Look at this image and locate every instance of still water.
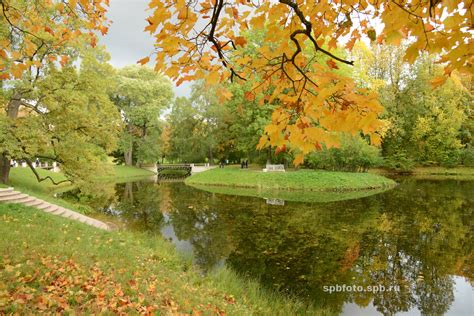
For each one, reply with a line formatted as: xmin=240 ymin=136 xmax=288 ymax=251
xmin=64 ymin=178 xmax=474 ymax=315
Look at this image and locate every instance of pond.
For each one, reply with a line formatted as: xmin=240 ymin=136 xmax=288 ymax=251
xmin=63 ymin=177 xmax=474 ymax=315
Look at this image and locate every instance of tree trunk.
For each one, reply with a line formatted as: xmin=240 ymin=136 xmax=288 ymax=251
xmin=0 ymin=93 xmax=22 ymax=184
xmin=209 ymin=146 xmax=213 ymax=165
xmin=266 ymin=148 xmax=272 ymax=165
xmin=123 ymin=182 xmax=134 ymax=203
xmin=0 ymin=155 xmax=10 ymax=184
xmin=124 ymin=149 xmax=133 ymax=166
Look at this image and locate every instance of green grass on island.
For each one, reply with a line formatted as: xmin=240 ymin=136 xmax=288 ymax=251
xmin=0 ymin=203 xmax=327 ymax=315
xmin=185 ymin=167 xmax=396 ymax=193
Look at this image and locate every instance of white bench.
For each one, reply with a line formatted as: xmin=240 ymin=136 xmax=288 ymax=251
xmin=262 ymin=164 xmax=285 ymax=172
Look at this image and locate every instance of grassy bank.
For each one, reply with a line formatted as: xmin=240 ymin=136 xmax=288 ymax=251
xmin=5 ymin=165 xmax=154 ymax=214
xmin=0 ymin=203 xmax=327 ymax=315
xmin=371 ymin=166 xmax=474 ymax=180
xmin=186 ymin=168 xmax=396 ymax=192
xmin=103 ymin=165 xmax=155 ymax=182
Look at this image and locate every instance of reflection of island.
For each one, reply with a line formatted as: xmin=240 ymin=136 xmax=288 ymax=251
xmin=187 ymin=183 xmax=394 ymax=203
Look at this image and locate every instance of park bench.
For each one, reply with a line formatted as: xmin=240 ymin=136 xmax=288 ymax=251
xmin=262 ymin=164 xmax=285 ymax=172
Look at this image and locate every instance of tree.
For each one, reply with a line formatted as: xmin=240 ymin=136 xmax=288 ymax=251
xmin=223 ymin=81 xmax=275 ymax=164
xmin=0 ymin=0 xmax=111 ymax=183
xmin=353 ymin=43 xmax=471 ymax=168
xmin=0 ymin=47 xmax=121 ymax=185
xmin=410 ymin=78 xmax=467 ymax=166
xmin=143 ymin=0 xmax=471 ymax=164
xmin=166 ymin=96 xmax=213 ymax=163
xmin=110 ymin=66 xmax=173 ymax=166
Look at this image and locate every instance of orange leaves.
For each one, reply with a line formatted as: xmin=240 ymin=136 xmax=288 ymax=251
xmin=1 ymin=0 xmax=111 ymax=80
xmin=234 ymin=36 xmax=247 ymax=47
xmin=293 ymin=153 xmax=305 ymax=166
xmin=143 ymin=0 xmax=471 ymax=162
xmin=11 ymin=64 xmax=27 ymax=79
xmin=385 ymin=30 xmax=403 ymax=45
xmin=244 ymin=91 xmax=254 ymax=101
xmin=177 ymin=8 xmax=187 ymax=20
xmin=219 ymin=88 xmax=233 ymax=101
xmin=206 ymin=69 xmax=222 ymax=86
xmin=60 ymin=55 xmax=70 ymax=67
xmin=137 ymin=57 xmax=150 ymax=65
xmin=99 ymin=26 xmax=109 ymax=36
xmin=430 ymin=76 xmax=447 ymax=89
xmin=44 ymin=26 xmax=54 ymax=36
xmin=326 ymin=60 xmax=338 ymax=69
xmin=0 ymin=255 xmax=169 ymax=314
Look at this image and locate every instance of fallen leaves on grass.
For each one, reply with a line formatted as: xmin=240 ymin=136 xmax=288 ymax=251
xmin=0 ymin=255 xmax=229 ymax=315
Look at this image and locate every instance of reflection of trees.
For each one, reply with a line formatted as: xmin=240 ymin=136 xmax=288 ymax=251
xmin=113 ymin=181 xmax=164 ymax=232
xmin=165 ymin=184 xmax=234 ymax=271
xmin=58 ymin=180 xmax=117 ymax=210
xmin=352 ymin=179 xmax=473 ymax=315
xmin=163 ymin=179 xmax=473 ymax=314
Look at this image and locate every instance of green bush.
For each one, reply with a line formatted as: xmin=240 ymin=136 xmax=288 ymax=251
xmin=439 ymin=149 xmax=461 ymax=168
xmin=306 ymin=135 xmax=382 ymax=172
xmin=460 ymin=146 xmax=474 ymax=167
xmin=383 ymin=151 xmax=416 ymax=172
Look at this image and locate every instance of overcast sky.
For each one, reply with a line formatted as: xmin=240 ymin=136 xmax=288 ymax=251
xmin=99 ymin=0 xmax=191 ymax=97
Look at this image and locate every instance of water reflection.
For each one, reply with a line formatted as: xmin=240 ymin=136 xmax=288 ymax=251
xmin=65 ymin=178 xmax=473 ymax=315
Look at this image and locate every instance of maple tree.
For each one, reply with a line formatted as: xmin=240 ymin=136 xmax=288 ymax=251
xmin=144 ymin=0 xmax=472 ymax=164
xmin=0 ymin=0 xmax=110 ymax=81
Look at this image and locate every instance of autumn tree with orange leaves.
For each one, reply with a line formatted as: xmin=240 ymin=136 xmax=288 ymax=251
xmin=143 ymin=0 xmax=472 ymax=165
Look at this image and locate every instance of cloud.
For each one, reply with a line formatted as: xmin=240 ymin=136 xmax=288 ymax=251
xmin=100 ymin=0 xmax=191 ymax=97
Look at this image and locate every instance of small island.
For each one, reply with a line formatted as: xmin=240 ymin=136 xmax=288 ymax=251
xmin=185 ymin=167 xmax=397 ymax=195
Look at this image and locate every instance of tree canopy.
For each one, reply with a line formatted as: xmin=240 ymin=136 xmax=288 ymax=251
xmin=0 ymin=48 xmax=121 ymax=185
xmin=143 ymin=0 xmax=472 ymax=164
xmin=0 ymin=0 xmax=110 ymax=80
xmin=111 ymin=66 xmax=174 ymax=166
xmin=0 ymin=0 xmax=113 ymax=184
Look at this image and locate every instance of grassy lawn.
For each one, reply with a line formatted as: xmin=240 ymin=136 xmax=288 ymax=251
xmin=186 ymin=168 xmax=396 ymax=192
xmin=104 ymin=165 xmax=155 ymax=181
xmin=0 ymin=203 xmax=327 ymax=315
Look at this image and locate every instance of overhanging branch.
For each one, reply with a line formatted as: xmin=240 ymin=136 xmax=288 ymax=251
xmin=24 ymin=158 xmax=71 ymax=186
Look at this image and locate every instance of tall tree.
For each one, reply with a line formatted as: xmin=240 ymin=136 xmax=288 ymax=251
xmin=0 ymin=47 xmax=121 ymax=185
xmin=166 ymin=97 xmax=208 ymax=163
xmin=143 ymin=0 xmax=471 ymax=164
xmin=0 ymin=0 xmax=111 ymax=183
xmin=111 ymin=66 xmax=173 ymax=166
xmin=353 ymin=44 xmax=471 ymax=167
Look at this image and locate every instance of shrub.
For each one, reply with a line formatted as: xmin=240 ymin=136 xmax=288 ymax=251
xmin=383 ymin=151 xmax=416 ymax=172
xmin=306 ymin=135 xmax=382 ymax=172
xmin=460 ymin=146 xmax=474 ymax=167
